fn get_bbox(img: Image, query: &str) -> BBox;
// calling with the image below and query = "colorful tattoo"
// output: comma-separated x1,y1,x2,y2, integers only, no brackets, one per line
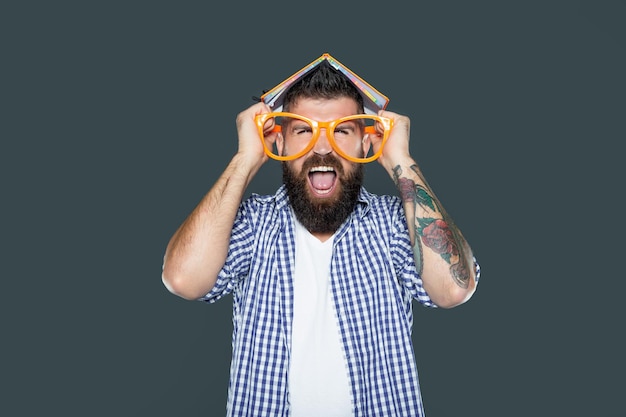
394,164,471,288
417,218,458,262
394,166,425,274
398,177,417,203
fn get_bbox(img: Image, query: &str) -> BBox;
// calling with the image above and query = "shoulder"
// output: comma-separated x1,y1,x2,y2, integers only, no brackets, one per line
237,185,291,224
242,185,289,209
356,187,404,219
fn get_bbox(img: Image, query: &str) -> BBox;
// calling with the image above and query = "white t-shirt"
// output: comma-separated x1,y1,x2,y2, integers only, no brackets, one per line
288,219,353,417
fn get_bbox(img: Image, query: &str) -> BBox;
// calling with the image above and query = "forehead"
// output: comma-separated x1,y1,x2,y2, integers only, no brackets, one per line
288,97,361,120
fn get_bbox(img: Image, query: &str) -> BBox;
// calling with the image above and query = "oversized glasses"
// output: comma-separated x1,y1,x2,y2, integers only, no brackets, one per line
254,112,393,163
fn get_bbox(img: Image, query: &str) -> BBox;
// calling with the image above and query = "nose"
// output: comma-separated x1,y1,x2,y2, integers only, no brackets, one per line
313,127,332,155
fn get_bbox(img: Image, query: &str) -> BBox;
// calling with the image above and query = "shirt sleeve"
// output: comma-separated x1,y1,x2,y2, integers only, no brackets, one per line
473,256,481,283
199,202,255,303
387,197,438,308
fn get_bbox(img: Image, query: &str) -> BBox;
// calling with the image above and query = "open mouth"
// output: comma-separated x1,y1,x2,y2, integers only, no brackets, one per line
308,166,337,196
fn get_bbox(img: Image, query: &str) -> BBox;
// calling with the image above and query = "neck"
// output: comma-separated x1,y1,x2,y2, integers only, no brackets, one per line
310,231,334,242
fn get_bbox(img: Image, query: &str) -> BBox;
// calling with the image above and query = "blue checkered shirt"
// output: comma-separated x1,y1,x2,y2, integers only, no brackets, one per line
202,185,439,417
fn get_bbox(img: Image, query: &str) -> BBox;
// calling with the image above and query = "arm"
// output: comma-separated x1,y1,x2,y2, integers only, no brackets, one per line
375,110,478,308
161,102,271,300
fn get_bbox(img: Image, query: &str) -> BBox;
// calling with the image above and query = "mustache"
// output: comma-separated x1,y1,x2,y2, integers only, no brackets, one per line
300,154,345,175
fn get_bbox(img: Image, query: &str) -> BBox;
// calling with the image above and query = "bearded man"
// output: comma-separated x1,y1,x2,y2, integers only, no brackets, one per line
162,54,480,417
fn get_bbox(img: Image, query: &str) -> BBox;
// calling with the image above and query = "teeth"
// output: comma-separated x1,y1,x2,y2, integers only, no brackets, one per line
315,188,332,195
309,166,335,173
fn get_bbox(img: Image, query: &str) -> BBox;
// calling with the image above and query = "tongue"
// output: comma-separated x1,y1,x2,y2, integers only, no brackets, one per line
309,171,335,190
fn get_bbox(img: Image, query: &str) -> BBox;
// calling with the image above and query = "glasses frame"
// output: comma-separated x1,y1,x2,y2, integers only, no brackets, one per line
254,112,393,163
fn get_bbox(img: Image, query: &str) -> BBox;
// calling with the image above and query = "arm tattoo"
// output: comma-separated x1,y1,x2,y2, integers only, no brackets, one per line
394,165,417,202
394,168,425,274
394,164,471,288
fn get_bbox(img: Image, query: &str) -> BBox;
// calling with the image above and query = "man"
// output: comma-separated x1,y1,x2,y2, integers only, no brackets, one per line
162,53,479,417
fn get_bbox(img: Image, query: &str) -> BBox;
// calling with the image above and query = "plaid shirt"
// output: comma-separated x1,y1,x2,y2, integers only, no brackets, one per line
202,185,439,417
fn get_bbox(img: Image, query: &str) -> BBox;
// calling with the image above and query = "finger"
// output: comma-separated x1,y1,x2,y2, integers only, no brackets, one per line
262,117,276,135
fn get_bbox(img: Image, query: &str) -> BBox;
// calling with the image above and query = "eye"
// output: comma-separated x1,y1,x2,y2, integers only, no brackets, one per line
288,121,313,139
293,125,312,135
334,122,357,137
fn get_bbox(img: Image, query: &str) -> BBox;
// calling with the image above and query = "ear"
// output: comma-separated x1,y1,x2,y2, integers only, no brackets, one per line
361,133,371,157
276,132,285,156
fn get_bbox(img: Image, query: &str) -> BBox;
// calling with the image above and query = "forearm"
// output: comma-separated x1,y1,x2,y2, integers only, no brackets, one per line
162,153,261,300
387,158,477,308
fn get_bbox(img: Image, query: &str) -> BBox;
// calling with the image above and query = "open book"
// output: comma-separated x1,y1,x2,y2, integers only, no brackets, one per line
260,53,389,115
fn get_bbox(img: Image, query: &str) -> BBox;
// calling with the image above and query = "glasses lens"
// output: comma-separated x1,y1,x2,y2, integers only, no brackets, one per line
259,114,387,162
331,116,381,162
260,114,315,160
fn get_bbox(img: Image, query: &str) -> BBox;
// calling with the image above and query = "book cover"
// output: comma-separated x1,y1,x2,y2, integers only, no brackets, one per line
261,53,389,115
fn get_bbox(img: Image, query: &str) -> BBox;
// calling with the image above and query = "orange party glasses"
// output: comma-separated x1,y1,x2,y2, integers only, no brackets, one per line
254,112,393,163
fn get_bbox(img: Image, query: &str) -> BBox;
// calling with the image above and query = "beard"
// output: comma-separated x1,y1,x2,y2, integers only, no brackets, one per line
283,154,363,234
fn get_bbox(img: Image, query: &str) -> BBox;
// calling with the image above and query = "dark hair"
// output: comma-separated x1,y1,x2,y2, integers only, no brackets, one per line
282,60,365,113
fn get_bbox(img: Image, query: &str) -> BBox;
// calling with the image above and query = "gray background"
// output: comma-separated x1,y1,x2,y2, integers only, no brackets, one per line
2,0,624,416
